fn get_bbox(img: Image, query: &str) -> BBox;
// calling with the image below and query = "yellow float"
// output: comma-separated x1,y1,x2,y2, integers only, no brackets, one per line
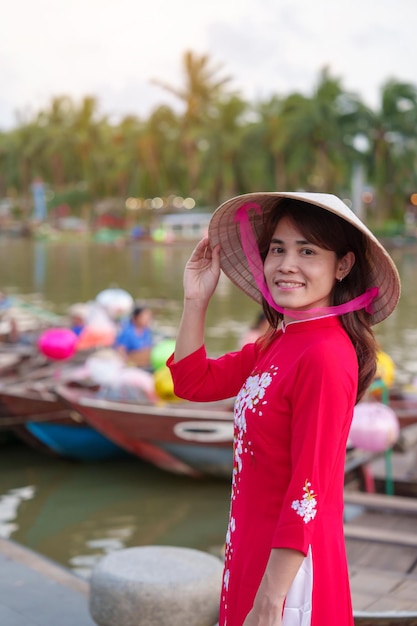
153,366,179,402
375,351,395,388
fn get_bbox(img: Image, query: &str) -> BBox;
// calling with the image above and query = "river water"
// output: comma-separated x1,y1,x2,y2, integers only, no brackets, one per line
0,237,416,577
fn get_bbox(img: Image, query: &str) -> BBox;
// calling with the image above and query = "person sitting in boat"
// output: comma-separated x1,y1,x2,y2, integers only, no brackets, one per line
68,303,89,337
114,305,154,368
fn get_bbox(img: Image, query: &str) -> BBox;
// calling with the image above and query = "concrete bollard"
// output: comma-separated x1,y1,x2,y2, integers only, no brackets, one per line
89,545,223,626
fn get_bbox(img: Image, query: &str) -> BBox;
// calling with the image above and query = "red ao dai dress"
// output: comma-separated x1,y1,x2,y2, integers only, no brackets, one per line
168,316,357,626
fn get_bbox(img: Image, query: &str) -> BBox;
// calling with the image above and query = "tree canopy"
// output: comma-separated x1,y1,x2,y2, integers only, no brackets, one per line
1,51,417,229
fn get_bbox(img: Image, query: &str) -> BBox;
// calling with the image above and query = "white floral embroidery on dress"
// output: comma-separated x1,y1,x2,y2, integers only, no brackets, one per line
232,366,278,480
221,365,278,607
291,479,317,524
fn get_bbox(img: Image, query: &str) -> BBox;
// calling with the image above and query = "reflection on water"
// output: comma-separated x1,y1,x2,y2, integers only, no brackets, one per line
375,249,417,384
0,485,35,537
0,239,416,575
0,239,261,353
0,441,230,577
2,239,415,360
33,241,46,289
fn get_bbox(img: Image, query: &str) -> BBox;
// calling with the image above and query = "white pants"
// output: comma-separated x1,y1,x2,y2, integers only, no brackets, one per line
282,546,313,626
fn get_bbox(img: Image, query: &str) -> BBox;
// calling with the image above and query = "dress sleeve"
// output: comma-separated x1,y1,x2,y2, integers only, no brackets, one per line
272,340,358,554
167,343,259,402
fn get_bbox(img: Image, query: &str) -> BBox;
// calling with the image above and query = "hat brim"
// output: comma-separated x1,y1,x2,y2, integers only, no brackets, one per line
208,192,401,325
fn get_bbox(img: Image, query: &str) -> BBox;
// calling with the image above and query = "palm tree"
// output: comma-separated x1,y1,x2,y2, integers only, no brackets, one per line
35,96,76,189
5,121,48,217
151,51,235,193
199,95,249,205
363,79,417,225
139,105,185,197
71,96,109,197
255,68,366,193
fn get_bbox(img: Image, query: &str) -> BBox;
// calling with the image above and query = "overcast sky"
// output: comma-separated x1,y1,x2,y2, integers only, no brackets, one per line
1,0,416,129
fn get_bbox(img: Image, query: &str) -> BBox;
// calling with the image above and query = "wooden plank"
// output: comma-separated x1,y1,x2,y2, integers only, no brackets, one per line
344,491,417,514
345,449,381,472
345,524,417,547
346,510,417,536
395,423,417,452
395,578,417,601
354,611,417,625
370,450,417,482
347,539,416,574
350,567,406,595
350,566,417,621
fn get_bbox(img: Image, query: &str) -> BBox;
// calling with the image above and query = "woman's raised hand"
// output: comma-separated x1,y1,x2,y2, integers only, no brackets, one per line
183,237,221,304
173,238,220,361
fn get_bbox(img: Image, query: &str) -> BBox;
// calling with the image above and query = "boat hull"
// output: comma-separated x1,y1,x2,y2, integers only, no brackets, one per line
56,386,386,481
56,385,235,478
25,422,126,461
354,614,417,625
0,384,124,460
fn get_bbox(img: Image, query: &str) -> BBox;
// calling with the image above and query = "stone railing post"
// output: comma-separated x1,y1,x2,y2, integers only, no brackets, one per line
89,545,223,626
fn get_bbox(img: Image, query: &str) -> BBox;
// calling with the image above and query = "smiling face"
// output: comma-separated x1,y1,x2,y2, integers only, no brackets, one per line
263,215,354,321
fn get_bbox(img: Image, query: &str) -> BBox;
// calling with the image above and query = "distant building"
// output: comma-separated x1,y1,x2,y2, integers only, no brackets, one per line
154,212,212,241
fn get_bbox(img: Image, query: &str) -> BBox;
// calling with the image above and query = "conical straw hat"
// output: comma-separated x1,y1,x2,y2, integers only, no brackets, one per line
208,192,401,324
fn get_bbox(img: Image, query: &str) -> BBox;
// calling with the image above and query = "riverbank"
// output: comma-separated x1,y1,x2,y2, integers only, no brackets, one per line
0,536,94,625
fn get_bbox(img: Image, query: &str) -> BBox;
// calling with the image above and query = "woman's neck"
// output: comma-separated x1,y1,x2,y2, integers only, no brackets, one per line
282,313,338,332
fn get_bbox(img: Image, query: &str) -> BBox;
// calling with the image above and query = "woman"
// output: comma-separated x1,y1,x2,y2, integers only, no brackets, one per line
167,192,400,626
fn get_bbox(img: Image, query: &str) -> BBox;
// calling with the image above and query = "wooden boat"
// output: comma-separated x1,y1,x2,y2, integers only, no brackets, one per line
23,420,126,461
344,490,417,625
0,296,65,343
0,352,55,451
386,395,417,429
0,379,126,461
360,423,417,499
55,384,234,478
355,615,417,625
53,385,396,481
339,425,417,621
0,342,50,378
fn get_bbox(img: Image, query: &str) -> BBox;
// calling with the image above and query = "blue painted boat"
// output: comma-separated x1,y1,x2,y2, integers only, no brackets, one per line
0,380,127,461
25,421,126,461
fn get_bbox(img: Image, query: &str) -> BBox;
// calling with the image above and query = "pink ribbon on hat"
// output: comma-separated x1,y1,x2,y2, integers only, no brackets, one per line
234,201,378,320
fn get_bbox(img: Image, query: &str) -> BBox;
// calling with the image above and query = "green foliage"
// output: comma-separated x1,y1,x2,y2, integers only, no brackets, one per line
1,54,417,226
47,185,92,213
371,220,405,238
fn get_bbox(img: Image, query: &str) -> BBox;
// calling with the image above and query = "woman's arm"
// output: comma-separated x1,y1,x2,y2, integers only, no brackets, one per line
243,548,305,626
174,238,220,362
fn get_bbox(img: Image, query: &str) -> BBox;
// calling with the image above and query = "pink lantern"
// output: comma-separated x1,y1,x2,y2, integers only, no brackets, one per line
38,328,78,361
349,402,400,452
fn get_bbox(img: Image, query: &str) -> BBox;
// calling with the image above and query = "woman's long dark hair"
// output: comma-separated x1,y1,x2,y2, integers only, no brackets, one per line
257,198,377,402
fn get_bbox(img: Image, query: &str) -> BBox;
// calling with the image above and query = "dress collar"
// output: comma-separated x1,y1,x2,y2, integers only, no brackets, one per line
281,314,340,333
